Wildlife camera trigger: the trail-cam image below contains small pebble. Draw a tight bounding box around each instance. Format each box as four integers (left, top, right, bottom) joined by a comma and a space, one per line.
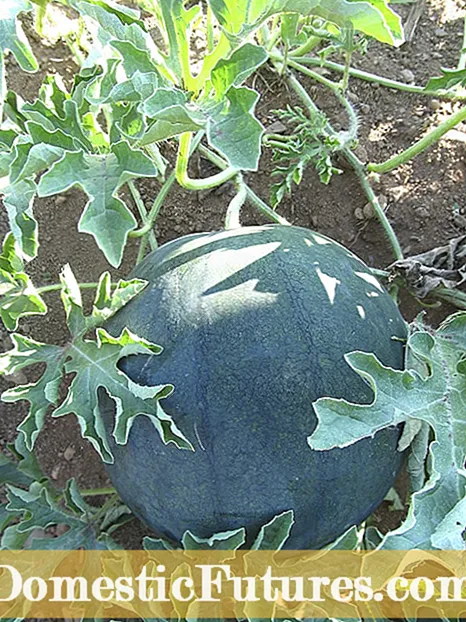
434, 28, 447, 37
311, 66, 332, 77
56, 195, 67, 206
51, 465, 61, 480
354, 207, 364, 220
64, 445, 76, 461
360, 104, 370, 114
354, 144, 368, 163
347, 91, 359, 103
363, 202, 374, 219
265, 120, 286, 134
400, 69, 415, 83
430, 99, 441, 111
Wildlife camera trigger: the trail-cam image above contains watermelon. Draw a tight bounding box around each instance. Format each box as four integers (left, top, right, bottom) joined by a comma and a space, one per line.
101, 224, 407, 549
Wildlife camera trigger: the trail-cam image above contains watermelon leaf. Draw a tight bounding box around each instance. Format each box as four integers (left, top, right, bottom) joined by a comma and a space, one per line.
251, 509, 294, 550
380, 469, 466, 550
143, 535, 175, 550
1, 179, 38, 261
425, 67, 466, 92
2, 479, 120, 550
0, 434, 45, 487
0, 266, 192, 463
210, 43, 268, 98
309, 313, 466, 549
207, 0, 403, 46
206, 86, 263, 171
182, 527, 246, 550
0, 232, 46, 330
37, 142, 158, 267
0, 0, 38, 114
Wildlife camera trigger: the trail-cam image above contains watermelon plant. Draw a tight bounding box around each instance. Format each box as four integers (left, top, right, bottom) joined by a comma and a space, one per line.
0, 1, 465, 619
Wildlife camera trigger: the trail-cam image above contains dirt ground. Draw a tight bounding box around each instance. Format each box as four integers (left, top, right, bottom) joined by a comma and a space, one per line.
0, 0, 465, 546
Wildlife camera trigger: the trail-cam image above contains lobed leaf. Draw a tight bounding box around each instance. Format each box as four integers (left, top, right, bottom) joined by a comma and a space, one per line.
210, 43, 268, 98
0, 266, 191, 462
308, 313, 466, 549
182, 527, 246, 550
1, 333, 64, 449
425, 67, 466, 92
206, 86, 264, 170
208, 0, 403, 45
37, 142, 158, 267
3, 480, 119, 550
0, 0, 38, 113
251, 510, 294, 550
2, 178, 37, 261
0, 233, 46, 330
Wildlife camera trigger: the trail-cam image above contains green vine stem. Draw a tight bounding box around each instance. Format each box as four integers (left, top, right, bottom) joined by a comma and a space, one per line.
280, 56, 340, 91
291, 55, 466, 101
134, 170, 177, 262
368, 104, 466, 174
130, 170, 177, 239
225, 174, 247, 229
37, 282, 103, 295
176, 132, 239, 190
290, 33, 324, 57
342, 49, 352, 92
80, 486, 117, 497
197, 143, 290, 226
435, 286, 466, 309
133, 132, 205, 259
346, 151, 403, 261
127, 180, 157, 250
275, 55, 359, 146
278, 60, 403, 261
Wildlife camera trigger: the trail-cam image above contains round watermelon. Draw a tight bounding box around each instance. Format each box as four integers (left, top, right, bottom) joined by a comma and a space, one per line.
101, 225, 406, 549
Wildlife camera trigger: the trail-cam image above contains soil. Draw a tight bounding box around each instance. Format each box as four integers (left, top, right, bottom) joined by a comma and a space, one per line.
0, 0, 465, 547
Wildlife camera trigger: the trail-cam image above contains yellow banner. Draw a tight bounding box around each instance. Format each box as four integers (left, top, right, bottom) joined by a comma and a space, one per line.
0, 550, 465, 619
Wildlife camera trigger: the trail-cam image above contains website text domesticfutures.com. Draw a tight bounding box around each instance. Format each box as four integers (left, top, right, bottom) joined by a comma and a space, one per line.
1, 563, 465, 605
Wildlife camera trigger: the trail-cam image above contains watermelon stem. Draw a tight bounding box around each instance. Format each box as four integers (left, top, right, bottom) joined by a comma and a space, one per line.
176, 132, 239, 190
225, 174, 247, 229
368, 105, 466, 174
37, 282, 103, 295
274, 59, 403, 262
289, 56, 466, 103
80, 486, 117, 497
127, 180, 158, 251
197, 143, 290, 226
